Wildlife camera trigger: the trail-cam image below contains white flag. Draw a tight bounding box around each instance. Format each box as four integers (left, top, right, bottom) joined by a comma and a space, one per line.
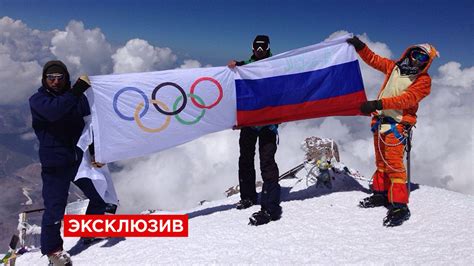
88, 67, 236, 163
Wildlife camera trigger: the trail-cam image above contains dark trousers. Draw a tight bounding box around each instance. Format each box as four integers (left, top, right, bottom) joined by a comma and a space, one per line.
238, 127, 281, 215
41, 164, 107, 255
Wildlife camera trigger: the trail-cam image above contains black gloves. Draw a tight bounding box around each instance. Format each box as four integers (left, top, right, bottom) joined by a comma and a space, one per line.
346, 36, 366, 51
360, 100, 383, 114
71, 75, 91, 96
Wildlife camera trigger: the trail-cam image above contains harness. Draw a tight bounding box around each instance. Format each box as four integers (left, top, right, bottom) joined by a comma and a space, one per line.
371, 116, 413, 172
252, 124, 279, 144
371, 116, 407, 144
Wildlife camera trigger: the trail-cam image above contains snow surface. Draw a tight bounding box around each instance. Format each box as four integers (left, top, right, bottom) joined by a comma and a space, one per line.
17, 175, 474, 265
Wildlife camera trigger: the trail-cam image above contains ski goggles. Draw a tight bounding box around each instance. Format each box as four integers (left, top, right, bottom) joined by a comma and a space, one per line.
46, 73, 64, 81
253, 41, 269, 51
410, 50, 429, 63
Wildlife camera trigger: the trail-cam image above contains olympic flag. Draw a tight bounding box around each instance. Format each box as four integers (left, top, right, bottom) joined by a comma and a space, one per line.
88, 67, 236, 163
88, 34, 365, 163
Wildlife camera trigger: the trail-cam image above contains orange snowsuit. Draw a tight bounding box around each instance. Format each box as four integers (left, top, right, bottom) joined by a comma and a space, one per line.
357, 44, 437, 204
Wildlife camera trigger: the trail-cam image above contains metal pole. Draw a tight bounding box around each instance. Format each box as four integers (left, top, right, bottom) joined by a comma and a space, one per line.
19, 213, 26, 248
23, 208, 45, 214
18, 208, 44, 248
406, 129, 412, 196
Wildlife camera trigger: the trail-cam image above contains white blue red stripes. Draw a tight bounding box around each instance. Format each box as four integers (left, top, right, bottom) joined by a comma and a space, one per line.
236, 60, 366, 126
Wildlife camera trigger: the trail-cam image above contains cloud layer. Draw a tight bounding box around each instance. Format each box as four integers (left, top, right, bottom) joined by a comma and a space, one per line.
112, 38, 177, 74
0, 16, 200, 104
50, 20, 113, 76
1, 17, 472, 213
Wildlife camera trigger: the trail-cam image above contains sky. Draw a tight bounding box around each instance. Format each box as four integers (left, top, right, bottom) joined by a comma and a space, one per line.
0, 0, 473, 213
1, 0, 473, 68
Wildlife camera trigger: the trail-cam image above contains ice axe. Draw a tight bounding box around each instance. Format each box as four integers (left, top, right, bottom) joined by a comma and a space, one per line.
278, 161, 306, 181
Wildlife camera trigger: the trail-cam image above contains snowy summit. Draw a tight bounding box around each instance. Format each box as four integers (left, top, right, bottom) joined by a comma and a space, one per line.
17, 174, 473, 265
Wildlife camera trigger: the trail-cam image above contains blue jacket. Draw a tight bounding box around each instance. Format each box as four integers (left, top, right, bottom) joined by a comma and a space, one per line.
29, 87, 90, 167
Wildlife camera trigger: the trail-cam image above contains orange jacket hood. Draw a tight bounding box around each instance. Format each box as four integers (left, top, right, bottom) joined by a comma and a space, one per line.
397, 43, 439, 74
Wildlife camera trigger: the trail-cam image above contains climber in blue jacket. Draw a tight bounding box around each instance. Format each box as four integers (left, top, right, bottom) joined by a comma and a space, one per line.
29, 60, 107, 265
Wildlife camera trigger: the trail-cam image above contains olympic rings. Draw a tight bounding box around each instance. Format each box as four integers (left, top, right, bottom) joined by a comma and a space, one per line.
190, 77, 223, 109
113, 87, 149, 121
152, 82, 187, 115
134, 99, 171, 133
173, 93, 206, 125
112, 76, 223, 133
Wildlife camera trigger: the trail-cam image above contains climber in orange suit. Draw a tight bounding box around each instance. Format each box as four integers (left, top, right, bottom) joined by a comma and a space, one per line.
347, 36, 438, 227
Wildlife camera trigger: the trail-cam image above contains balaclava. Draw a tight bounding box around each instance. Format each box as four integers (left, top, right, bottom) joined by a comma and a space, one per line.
396, 46, 430, 76
42, 60, 71, 92
252, 35, 271, 60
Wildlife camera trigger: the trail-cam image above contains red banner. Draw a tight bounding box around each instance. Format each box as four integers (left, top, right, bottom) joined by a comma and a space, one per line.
64, 214, 188, 237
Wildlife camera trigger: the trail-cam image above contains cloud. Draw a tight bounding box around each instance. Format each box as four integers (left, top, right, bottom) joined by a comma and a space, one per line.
324, 30, 352, 42
113, 130, 240, 212
435, 61, 474, 88
178, 59, 212, 69
0, 17, 114, 104
50, 20, 113, 77
0, 17, 50, 104
413, 62, 474, 193
0, 16, 205, 105
112, 39, 177, 73
0, 16, 54, 63
0, 45, 42, 104
178, 59, 204, 69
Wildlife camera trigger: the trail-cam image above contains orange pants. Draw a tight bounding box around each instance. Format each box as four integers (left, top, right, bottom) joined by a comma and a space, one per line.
371, 124, 408, 204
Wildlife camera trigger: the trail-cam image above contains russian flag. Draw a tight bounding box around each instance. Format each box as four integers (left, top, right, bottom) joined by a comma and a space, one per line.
235, 34, 366, 127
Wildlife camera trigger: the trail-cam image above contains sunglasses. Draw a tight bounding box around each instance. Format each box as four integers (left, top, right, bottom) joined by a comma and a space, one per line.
410, 50, 429, 63
46, 74, 64, 81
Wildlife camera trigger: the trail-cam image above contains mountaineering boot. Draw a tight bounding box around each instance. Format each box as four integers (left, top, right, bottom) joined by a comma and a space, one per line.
248, 208, 281, 226
359, 193, 388, 208
249, 209, 271, 226
105, 203, 118, 214
236, 199, 256, 210
249, 181, 282, 225
47, 249, 72, 266
383, 204, 411, 227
